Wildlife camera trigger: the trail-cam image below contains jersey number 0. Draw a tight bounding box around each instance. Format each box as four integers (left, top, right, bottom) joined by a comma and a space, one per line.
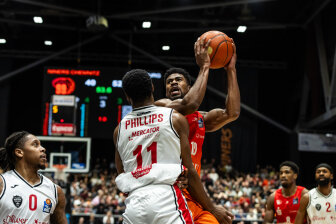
29, 194, 37, 211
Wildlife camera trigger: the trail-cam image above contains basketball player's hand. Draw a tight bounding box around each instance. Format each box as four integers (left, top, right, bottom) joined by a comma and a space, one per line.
194, 37, 211, 68
212, 205, 234, 224
176, 168, 188, 190
224, 39, 236, 71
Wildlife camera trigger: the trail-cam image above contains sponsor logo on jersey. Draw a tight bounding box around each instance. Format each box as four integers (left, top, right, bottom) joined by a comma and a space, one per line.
293, 197, 298, 205
12, 195, 22, 208
276, 200, 282, 205
198, 117, 204, 128
10, 185, 18, 188
131, 165, 152, 179
311, 215, 325, 222
315, 203, 321, 211
42, 198, 52, 213
3, 215, 28, 224
195, 133, 204, 139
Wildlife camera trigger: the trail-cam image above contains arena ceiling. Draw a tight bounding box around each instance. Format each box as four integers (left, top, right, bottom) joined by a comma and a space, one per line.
0, 0, 336, 133
0, 0, 333, 65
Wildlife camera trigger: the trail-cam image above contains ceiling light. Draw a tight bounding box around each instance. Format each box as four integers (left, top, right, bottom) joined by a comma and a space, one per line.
162, 45, 170, 51
44, 40, 52, 46
33, 16, 43, 24
142, 21, 151, 29
237, 26, 247, 33
0, 39, 6, 44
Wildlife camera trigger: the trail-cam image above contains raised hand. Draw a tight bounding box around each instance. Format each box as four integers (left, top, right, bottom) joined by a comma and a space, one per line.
194, 37, 211, 68
224, 39, 237, 71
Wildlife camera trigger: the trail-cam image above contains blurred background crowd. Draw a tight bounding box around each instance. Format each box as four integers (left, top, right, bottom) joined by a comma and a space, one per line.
55, 158, 280, 224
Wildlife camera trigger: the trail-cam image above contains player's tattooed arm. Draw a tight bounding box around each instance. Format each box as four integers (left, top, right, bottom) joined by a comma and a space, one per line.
294, 193, 309, 224
263, 192, 275, 224
50, 186, 67, 224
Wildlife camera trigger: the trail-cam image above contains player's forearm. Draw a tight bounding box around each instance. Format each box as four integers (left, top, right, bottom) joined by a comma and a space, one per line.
187, 168, 215, 212
181, 65, 210, 114
225, 68, 240, 120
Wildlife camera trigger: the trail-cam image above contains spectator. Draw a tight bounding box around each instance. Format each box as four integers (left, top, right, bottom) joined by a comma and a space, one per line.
103, 210, 114, 224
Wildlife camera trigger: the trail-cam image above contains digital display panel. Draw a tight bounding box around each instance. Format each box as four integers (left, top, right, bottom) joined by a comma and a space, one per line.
42, 67, 164, 139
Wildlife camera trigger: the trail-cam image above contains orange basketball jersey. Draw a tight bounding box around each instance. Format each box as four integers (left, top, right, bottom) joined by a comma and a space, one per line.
185, 111, 206, 176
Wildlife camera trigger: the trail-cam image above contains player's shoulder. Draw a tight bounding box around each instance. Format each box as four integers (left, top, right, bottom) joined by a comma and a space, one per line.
308, 187, 317, 194
171, 109, 189, 128
267, 190, 276, 202
0, 170, 15, 181
154, 98, 172, 107
172, 109, 186, 119
297, 185, 308, 194
39, 173, 58, 188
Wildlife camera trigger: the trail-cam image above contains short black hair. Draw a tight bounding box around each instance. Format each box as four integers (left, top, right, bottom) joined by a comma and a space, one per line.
280, 161, 299, 174
0, 131, 31, 171
122, 69, 153, 102
316, 163, 334, 174
164, 68, 191, 86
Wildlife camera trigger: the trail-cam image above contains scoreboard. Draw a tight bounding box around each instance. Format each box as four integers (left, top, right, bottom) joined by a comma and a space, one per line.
42, 67, 164, 139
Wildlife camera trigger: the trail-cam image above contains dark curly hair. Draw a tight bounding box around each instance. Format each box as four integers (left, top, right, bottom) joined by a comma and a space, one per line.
122, 69, 153, 102
0, 131, 31, 171
164, 68, 191, 86
280, 161, 299, 174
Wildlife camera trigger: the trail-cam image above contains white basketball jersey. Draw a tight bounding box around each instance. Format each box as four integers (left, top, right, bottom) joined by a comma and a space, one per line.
306, 188, 336, 223
0, 170, 58, 224
116, 105, 183, 193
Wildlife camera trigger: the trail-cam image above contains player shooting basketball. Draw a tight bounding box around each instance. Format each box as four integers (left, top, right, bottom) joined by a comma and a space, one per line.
154, 35, 240, 224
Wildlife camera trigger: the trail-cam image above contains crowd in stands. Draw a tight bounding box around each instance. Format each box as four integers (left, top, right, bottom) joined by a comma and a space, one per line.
58, 158, 280, 224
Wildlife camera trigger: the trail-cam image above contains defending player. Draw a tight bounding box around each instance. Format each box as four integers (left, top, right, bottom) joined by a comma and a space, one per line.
263, 161, 308, 224
154, 37, 240, 223
114, 69, 233, 224
294, 163, 336, 224
0, 131, 67, 223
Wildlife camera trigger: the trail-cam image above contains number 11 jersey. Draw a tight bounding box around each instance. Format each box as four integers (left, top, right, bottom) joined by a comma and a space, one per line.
116, 105, 184, 193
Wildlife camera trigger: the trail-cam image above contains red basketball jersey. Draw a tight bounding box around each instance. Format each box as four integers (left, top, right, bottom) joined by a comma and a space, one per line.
274, 186, 305, 223
183, 111, 206, 202
185, 111, 205, 176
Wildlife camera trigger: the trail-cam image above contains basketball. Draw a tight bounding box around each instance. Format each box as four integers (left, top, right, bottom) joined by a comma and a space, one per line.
200, 30, 234, 69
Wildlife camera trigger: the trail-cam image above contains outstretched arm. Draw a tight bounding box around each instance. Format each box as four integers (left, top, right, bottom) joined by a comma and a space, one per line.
155, 38, 210, 115
173, 110, 233, 224
263, 193, 275, 224
203, 42, 240, 132
50, 186, 67, 224
294, 193, 309, 224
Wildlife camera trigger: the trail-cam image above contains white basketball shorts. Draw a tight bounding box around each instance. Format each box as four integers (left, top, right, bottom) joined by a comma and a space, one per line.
122, 184, 194, 224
